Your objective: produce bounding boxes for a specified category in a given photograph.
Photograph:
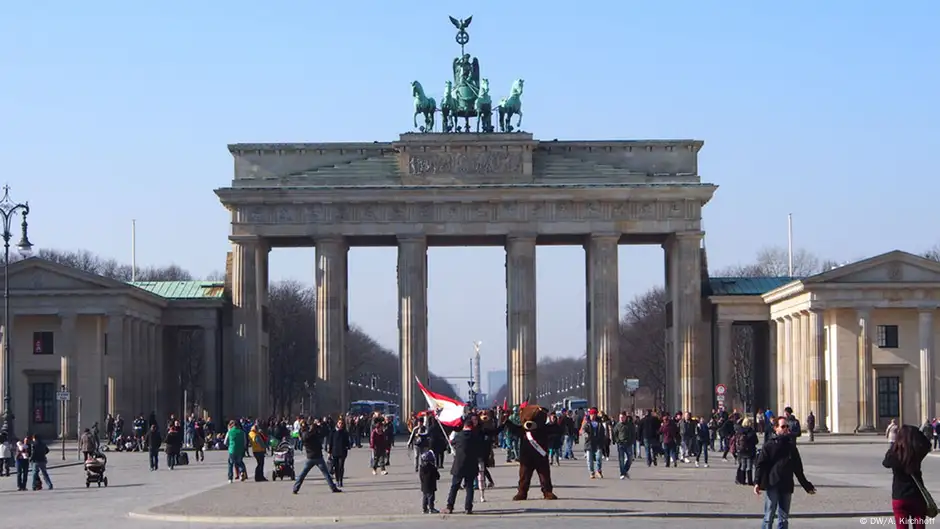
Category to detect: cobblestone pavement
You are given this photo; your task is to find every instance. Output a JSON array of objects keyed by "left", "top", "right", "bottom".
[{"left": 0, "top": 439, "right": 931, "bottom": 528}]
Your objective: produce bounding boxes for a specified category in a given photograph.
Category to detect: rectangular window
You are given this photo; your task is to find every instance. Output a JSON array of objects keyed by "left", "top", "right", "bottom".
[
  {"left": 877, "top": 325, "right": 899, "bottom": 349},
  {"left": 877, "top": 376, "right": 900, "bottom": 418},
  {"left": 32, "top": 331, "right": 54, "bottom": 355},
  {"left": 31, "top": 382, "right": 55, "bottom": 424}
]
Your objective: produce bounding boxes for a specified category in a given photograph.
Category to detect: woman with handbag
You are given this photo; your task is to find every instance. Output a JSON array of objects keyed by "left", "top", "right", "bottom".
[{"left": 882, "top": 424, "right": 936, "bottom": 527}]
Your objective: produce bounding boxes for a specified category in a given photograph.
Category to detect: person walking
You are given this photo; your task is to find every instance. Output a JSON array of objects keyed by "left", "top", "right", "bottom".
[
  {"left": 611, "top": 412, "right": 636, "bottom": 479},
  {"left": 806, "top": 411, "right": 816, "bottom": 442},
  {"left": 165, "top": 424, "right": 183, "bottom": 470},
  {"left": 882, "top": 424, "right": 933, "bottom": 527},
  {"left": 15, "top": 436, "right": 30, "bottom": 491},
  {"left": 327, "top": 417, "right": 351, "bottom": 488},
  {"left": 370, "top": 418, "right": 390, "bottom": 475},
  {"left": 419, "top": 450, "right": 441, "bottom": 514},
  {"left": 249, "top": 424, "right": 268, "bottom": 481},
  {"left": 445, "top": 415, "right": 481, "bottom": 515},
  {"left": 145, "top": 424, "right": 162, "bottom": 471},
  {"left": 293, "top": 419, "right": 342, "bottom": 494},
  {"left": 582, "top": 407, "right": 606, "bottom": 478},
  {"left": 224, "top": 420, "right": 248, "bottom": 483},
  {"left": 754, "top": 416, "right": 816, "bottom": 528}
]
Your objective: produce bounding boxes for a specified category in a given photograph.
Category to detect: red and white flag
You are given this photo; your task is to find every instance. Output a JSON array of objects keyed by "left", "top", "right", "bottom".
[{"left": 416, "top": 377, "right": 465, "bottom": 428}]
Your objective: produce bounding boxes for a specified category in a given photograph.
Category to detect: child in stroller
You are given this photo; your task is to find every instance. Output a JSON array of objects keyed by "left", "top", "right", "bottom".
[
  {"left": 84, "top": 449, "right": 108, "bottom": 488},
  {"left": 271, "top": 440, "right": 295, "bottom": 481}
]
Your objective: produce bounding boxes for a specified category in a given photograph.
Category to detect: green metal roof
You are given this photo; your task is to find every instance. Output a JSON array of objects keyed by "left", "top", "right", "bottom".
[
  {"left": 129, "top": 281, "right": 225, "bottom": 299},
  {"left": 707, "top": 277, "right": 801, "bottom": 296}
]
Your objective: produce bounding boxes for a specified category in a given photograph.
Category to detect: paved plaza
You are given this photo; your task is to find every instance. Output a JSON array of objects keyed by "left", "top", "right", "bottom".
[{"left": 0, "top": 436, "right": 935, "bottom": 528}]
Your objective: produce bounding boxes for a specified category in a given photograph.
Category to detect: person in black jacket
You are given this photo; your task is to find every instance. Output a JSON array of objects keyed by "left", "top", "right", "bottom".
[
  {"left": 145, "top": 424, "right": 162, "bottom": 471},
  {"left": 293, "top": 420, "right": 341, "bottom": 494},
  {"left": 28, "top": 434, "right": 52, "bottom": 491},
  {"left": 418, "top": 450, "right": 440, "bottom": 514},
  {"left": 754, "top": 416, "right": 816, "bottom": 528},
  {"left": 445, "top": 415, "right": 482, "bottom": 514},
  {"left": 882, "top": 424, "right": 932, "bottom": 525},
  {"left": 327, "top": 417, "right": 352, "bottom": 488}
]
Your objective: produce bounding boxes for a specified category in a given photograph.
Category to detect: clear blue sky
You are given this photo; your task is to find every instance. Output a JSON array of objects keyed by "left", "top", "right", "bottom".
[{"left": 3, "top": 2, "right": 938, "bottom": 384}]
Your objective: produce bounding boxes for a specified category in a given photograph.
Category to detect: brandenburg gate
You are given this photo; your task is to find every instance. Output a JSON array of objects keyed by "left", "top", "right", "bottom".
[{"left": 214, "top": 17, "right": 717, "bottom": 417}]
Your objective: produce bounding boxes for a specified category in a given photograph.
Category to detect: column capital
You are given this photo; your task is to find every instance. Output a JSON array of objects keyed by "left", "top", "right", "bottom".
[
  {"left": 717, "top": 319, "right": 734, "bottom": 328},
  {"left": 59, "top": 312, "right": 77, "bottom": 327},
  {"left": 229, "top": 235, "right": 262, "bottom": 245},
  {"left": 507, "top": 233, "right": 538, "bottom": 243},
  {"left": 857, "top": 307, "right": 872, "bottom": 319},
  {"left": 674, "top": 231, "right": 705, "bottom": 240},
  {"left": 588, "top": 232, "right": 621, "bottom": 243},
  {"left": 919, "top": 308, "right": 937, "bottom": 316},
  {"left": 314, "top": 235, "right": 347, "bottom": 247},
  {"left": 397, "top": 234, "right": 427, "bottom": 244},
  {"left": 808, "top": 307, "right": 824, "bottom": 315}
]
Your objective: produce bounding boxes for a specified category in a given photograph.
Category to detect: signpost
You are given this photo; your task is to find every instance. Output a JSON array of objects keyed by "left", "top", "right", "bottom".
[
  {"left": 57, "top": 386, "right": 70, "bottom": 460},
  {"left": 715, "top": 384, "right": 726, "bottom": 409},
  {"left": 623, "top": 378, "right": 640, "bottom": 414}
]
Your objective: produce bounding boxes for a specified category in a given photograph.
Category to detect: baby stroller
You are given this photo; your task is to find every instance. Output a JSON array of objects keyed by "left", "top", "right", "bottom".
[
  {"left": 84, "top": 450, "right": 108, "bottom": 488},
  {"left": 271, "top": 440, "right": 295, "bottom": 481}
]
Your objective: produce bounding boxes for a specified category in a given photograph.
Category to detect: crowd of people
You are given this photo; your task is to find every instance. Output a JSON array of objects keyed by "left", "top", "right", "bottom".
[{"left": 3, "top": 401, "right": 937, "bottom": 528}]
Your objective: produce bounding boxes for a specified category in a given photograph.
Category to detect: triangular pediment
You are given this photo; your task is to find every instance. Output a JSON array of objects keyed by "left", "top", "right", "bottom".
[
  {"left": 3, "top": 257, "right": 130, "bottom": 291},
  {"left": 804, "top": 251, "right": 940, "bottom": 284}
]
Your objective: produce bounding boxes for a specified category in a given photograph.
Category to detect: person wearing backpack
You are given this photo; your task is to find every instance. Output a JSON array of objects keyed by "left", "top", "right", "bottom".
[
  {"left": 735, "top": 417, "right": 760, "bottom": 486},
  {"left": 754, "top": 416, "right": 816, "bottom": 528}
]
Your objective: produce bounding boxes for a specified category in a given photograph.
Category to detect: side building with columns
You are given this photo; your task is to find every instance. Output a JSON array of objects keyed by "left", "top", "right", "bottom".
[
  {"left": 707, "top": 250, "right": 940, "bottom": 433},
  {"left": 0, "top": 257, "right": 226, "bottom": 440}
]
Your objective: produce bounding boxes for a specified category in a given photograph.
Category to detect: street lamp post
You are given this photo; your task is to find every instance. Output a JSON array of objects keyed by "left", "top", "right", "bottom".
[{"left": 0, "top": 186, "right": 33, "bottom": 439}]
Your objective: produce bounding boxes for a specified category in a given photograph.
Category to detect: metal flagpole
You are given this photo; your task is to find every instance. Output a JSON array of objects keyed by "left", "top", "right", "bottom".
[{"left": 131, "top": 219, "right": 137, "bottom": 281}]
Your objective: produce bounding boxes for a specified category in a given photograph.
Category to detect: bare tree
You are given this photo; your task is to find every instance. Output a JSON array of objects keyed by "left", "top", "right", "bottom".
[
  {"left": 619, "top": 287, "right": 668, "bottom": 409},
  {"left": 716, "top": 246, "right": 826, "bottom": 277},
  {"left": 174, "top": 328, "right": 205, "bottom": 412},
  {"left": 925, "top": 243, "right": 940, "bottom": 262},
  {"left": 267, "top": 280, "right": 317, "bottom": 414},
  {"left": 730, "top": 325, "right": 755, "bottom": 412},
  {"left": 27, "top": 248, "right": 192, "bottom": 281}
]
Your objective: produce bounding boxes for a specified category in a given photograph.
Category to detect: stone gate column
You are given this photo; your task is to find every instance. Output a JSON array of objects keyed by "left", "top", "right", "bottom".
[
  {"left": 316, "top": 237, "right": 348, "bottom": 415},
  {"left": 673, "top": 232, "right": 704, "bottom": 415},
  {"left": 775, "top": 318, "right": 786, "bottom": 413},
  {"left": 857, "top": 309, "right": 875, "bottom": 431},
  {"left": 789, "top": 314, "right": 801, "bottom": 412},
  {"left": 716, "top": 320, "right": 733, "bottom": 409},
  {"left": 809, "top": 309, "right": 828, "bottom": 432},
  {"left": 398, "top": 235, "right": 428, "bottom": 415},
  {"left": 231, "top": 237, "right": 259, "bottom": 416},
  {"left": 586, "top": 234, "right": 620, "bottom": 413},
  {"left": 255, "top": 240, "right": 270, "bottom": 417},
  {"left": 203, "top": 324, "right": 219, "bottom": 418},
  {"left": 920, "top": 310, "right": 935, "bottom": 422},
  {"left": 106, "top": 313, "right": 125, "bottom": 418},
  {"left": 506, "top": 234, "right": 537, "bottom": 405},
  {"left": 59, "top": 313, "right": 76, "bottom": 437}
]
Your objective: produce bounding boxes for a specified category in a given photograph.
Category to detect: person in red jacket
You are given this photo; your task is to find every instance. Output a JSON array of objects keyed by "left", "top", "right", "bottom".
[{"left": 370, "top": 418, "right": 389, "bottom": 475}]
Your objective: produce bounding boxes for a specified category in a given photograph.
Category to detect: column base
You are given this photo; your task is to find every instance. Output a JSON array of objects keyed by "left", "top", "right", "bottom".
[
  {"left": 814, "top": 426, "right": 829, "bottom": 433},
  {"left": 855, "top": 425, "right": 876, "bottom": 433}
]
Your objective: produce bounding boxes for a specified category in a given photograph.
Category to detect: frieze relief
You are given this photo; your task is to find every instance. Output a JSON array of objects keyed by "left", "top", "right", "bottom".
[
  {"left": 407, "top": 151, "right": 523, "bottom": 176},
  {"left": 237, "top": 200, "right": 701, "bottom": 225}
]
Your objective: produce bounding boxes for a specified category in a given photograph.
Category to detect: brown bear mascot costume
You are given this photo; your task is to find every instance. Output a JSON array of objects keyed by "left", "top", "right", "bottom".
[{"left": 502, "top": 405, "right": 561, "bottom": 500}]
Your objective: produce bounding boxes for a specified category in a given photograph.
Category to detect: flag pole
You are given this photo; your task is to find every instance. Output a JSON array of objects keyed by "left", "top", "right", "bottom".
[
  {"left": 416, "top": 376, "right": 455, "bottom": 453},
  {"left": 131, "top": 219, "right": 137, "bottom": 282},
  {"left": 787, "top": 213, "right": 793, "bottom": 276}
]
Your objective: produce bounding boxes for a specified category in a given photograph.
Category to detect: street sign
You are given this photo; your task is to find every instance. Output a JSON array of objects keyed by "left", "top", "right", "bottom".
[
  {"left": 716, "top": 394, "right": 726, "bottom": 402},
  {"left": 56, "top": 391, "right": 70, "bottom": 401},
  {"left": 715, "top": 384, "right": 726, "bottom": 396},
  {"left": 623, "top": 378, "right": 640, "bottom": 393}
]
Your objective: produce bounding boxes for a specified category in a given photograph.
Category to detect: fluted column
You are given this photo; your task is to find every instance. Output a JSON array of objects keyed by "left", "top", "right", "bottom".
[
  {"left": 716, "top": 320, "right": 733, "bottom": 409},
  {"left": 586, "top": 234, "right": 620, "bottom": 414},
  {"left": 154, "top": 324, "right": 164, "bottom": 420},
  {"left": 799, "top": 311, "right": 810, "bottom": 415},
  {"left": 397, "top": 235, "right": 428, "bottom": 415},
  {"left": 672, "top": 232, "right": 704, "bottom": 414},
  {"left": 920, "top": 310, "right": 935, "bottom": 422},
  {"left": 255, "top": 239, "right": 270, "bottom": 417},
  {"left": 506, "top": 234, "right": 537, "bottom": 405},
  {"left": 231, "top": 238, "right": 259, "bottom": 416},
  {"left": 132, "top": 318, "right": 144, "bottom": 415},
  {"left": 59, "top": 313, "right": 76, "bottom": 438},
  {"left": 768, "top": 321, "right": 778, "bottom": 412},
  {"left": 203, "top": 324, "right": 218, "bottom": 418},
  {"left": 782, "top": 316, "right": 793, "bottom": 410},
  {"left": 145, "top": 322, "right": 155, "bottom": 415},
  {"left": 774, "top": 319, "right": 786, "bottom": 413},
  {"left": 106, "top": 313, "right": 125, "bottom": 418},
  {"left": 316, "top": 237, "right": 348, "bottom": 415},
  {"left": 789, "top": 314, "right": 802, "bottom": 413},
  {"left": 809, "top": 309, "right": 828, "bottom": 431},
  {"left": 857, "top": 309, "right": 875, "bottom": 431}
]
